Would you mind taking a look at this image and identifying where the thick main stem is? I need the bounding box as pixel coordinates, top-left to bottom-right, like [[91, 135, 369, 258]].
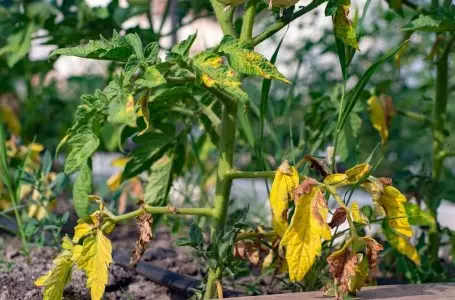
[[205, 102, 238, 299], [428, 35, 450, 262], [240, 0, 258, 43]]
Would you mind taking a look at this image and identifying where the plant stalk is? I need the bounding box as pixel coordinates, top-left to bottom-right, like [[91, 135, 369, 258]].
[[209, 0, 236, 37], [205, 101, 238, 299], [108, 206, 213, 222], [225, 170, 275, 179], [240, 0, 258, 43]]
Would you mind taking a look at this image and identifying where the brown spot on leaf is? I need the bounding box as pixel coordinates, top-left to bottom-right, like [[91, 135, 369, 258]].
[[294, 178, 318, 200], [233, 241, 268, 266], [328, 207, 347, 228], [303, 155, 332, 178], [362, 236, 383, 269], [130, 213, 153, 267], [278, 160, 293, 175], [378, 177, 392, 186], [327, 247, 358, 293]]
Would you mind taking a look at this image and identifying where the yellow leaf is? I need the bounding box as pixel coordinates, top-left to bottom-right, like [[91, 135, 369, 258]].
[[324, 164, 371, 187], [368, 95, 394, 144], [35, 238, 75, 300], [111, 157, 129, 167], [269, 160, 299, 236], [138, 96, 151, 136], [73, 222, 94, 243], [75, 229, 112, 300], [379, 186, 412, 238], [324, 173, 348, 185], [384, 224, 420, 265], [349, 255, 370, 293], [280, 186, 331, 281], [333, 5, 359, 50], [30, 143, 44, 152], [106, 172, 122, 191], [0, 104, 21, 135], [351, 202, 368, 224]]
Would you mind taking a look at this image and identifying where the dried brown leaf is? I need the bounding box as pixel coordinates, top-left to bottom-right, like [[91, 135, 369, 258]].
[[130, 213, 153, 267], [362, 236, 383, 269], [303, 155, 332, 178], [327, 247, 358, 293], [328, 207, 347, 228]]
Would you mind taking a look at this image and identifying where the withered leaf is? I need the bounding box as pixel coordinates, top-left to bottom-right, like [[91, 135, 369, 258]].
[[130, 213, 153, 267], [328, 207, 347, 228], [233, 241, 268, 266], [293, 178, 318, 200], [327, 247, 358, 293], [378, 177, 392, 186], [362, 236, 383, 269], [303, 155, 332, 178]]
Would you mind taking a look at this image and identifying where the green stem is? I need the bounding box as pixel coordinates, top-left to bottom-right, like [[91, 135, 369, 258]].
[[108, 206, 213, 222], [225, 170, 275, 179], [252, 0, 327, 46], [205, 101, 238, 299], [210, 0, 236, 37], [332, 82, 346, 172], [240, 0, 258, 43], [6, 184, 29, 255], [396, 108, 433, 125], [325, 185, 358, 238]]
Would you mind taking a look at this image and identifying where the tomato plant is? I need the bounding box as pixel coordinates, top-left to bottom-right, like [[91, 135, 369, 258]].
[[0, 0, 451, 299]]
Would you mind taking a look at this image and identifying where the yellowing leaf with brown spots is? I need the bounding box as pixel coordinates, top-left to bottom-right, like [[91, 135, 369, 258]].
[[74, 229, 113, 300], [73, 221, 94, 243], [280, 185, 331, 281], [324, 163, 371, 187], [333, 5, 359, 50], [269, 160, 299, 236], [218, 35, 291, 84]]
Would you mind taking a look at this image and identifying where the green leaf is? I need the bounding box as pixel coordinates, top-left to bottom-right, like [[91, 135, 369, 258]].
[[325, 0, 340, 16], [237, 105, 255, 150], [0, 22, 35, 67], [338, 41, 408, 130], [0, 121, 11, 187], [337, 112, 362, 161], [174, 237, 198, 247], [402, 15, 441, 32], [144, 153, 174, 206], [65, 132, 100, 175], [122, 128, 176, 180], [217, 35, 291, 84], [404, 202, 436, 230], [189, 223, 204, 247], [73, 162, 92, 219], [171, 33, 197, 58], [193, 51, 249, 104], [333, 4, 359, 50], [144, 42, 159, 64], [49, 30, 142, 62]]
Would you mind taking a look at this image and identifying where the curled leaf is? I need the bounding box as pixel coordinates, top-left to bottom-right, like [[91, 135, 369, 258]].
[[328, 207, 347, 228], [269, 160, 299, 236], [131, 213, 153, 267], [367, 95, 395, 144], [362, 236, 383, 270], [303, 154, 332, 178], [333, 4, 359, 50], [327, 241, 359, 294], [383, 222, 420, 265]]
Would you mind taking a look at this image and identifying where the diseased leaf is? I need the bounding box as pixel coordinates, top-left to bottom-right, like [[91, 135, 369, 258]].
[[328, 207, 347, 228], [73, 221, 94, 243], [280, 185, 331, 281], [35, 237, 74, 300], [217, 35, 291, 84], [303, 155, 332, 178], [378, 186, 412, 238], [324, 163, 371, 187], [73, 162, 92, 219], [269, 160, 299, 236], [367, 95, 395, 144], [193, 51, 249, 104], [362, 236, 383, 269], [131, 213, 153, 267], [333, 5, 359, 50], [383, 222, 420, 265], [327, 241, 358, 294], [351, 202, 368, 224], [49, 30, 142, 62], [74, 229, 113, 300], [108, 94, 136, 128]]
